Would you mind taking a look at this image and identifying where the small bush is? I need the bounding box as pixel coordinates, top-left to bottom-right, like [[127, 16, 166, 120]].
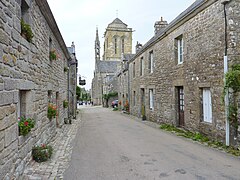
[[63, 100, 68, 108], [18, 117, 35, 136], [32, 144, 53, 162]]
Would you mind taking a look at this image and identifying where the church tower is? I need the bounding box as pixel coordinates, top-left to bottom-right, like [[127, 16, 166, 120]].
[[95, 27, 100, 61], [103, 18, 132, 61]]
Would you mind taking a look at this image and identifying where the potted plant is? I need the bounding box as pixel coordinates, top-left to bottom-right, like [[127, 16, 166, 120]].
[[18, 117, 35, 136], [63, 100, 68, 108], [48, 103, 57, 119], [21, 19, 33, 43], [49, 50, 57, 60], [32, 144, 53, 162]]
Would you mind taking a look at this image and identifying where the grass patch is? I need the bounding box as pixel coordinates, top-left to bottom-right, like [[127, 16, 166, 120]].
[[113, 107, 118, 111], [159, 124, 240, 156]]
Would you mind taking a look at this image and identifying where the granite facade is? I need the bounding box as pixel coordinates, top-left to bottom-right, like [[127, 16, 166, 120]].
[[0, 0, 76, 178], [124, 0, 240, 145]]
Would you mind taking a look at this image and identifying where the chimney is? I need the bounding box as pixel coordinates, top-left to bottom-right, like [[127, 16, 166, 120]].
[[71, 41, 75, 55], [154, 17, 168, 35], [136, 41, 142, 53]]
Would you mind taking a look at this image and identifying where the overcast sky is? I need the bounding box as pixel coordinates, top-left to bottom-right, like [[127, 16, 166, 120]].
[[47, 0, 195, 90]]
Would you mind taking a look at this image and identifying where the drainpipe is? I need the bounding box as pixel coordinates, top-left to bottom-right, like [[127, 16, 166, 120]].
[[222, 0, 230, 146]]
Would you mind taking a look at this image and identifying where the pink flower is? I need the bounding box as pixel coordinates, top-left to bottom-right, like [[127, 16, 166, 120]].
[[24, 121, 29, 126]]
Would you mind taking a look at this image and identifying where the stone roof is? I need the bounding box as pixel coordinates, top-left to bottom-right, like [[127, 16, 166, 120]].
[[96, 60, 121, 73], [122, 54, 135, 61], [130, 0, 205, 62], [107, 18, 128, 29]]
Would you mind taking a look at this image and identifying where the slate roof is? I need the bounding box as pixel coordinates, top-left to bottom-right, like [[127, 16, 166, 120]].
[[130, 0, 205, 62], [122, 54, 135, 61], [107, 18, 127, 28], [96, 60, 121, 73]]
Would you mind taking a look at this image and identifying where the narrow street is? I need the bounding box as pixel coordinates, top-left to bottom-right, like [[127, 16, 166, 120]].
[[64, 107, 240, 180]]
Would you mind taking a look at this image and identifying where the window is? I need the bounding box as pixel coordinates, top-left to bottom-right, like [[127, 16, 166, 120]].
[[133, 91, 136, 106], [202, 88, 212, 123], [177, 35, 183, 64], [121, 38, 124, 53], [149, 89, 154, 110], [133, 62, 135, 78], [48, 90, 53, 103], [18, 90, 32, 119], [140, 57, 144, 76], [114, 38, 117, 54], [149, 51, 154, 73], [21, 0, 29, 23]]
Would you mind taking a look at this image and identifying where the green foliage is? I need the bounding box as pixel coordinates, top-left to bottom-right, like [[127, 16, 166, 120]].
[[21, 19, 33, 43], [48, 104, 57, 119], [103, 91, 118, 100], [113, 107, 118, 111], [18, 117, 35, 136], [76, 86, 81, 100], [63, 100, 68, 108], [223, 64, 240, 130], [32, 144, 53, 162], [49, 50, 57, 60], [160, 124, 239, 156]]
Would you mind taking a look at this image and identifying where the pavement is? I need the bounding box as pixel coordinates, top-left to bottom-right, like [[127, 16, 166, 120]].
[[22, 113, 81, 180]]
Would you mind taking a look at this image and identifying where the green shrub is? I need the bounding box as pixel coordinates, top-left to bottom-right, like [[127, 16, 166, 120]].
[[63, 100, 68, 108], [18, 117, 35, 136], [21, 19, 33, 43], [48, 104, 57, 119], [32, 144, 53, 162]]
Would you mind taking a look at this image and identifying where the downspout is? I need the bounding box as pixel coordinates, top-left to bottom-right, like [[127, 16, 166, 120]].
[[222, 0, 230, 146], [127, 63, 130, 113]]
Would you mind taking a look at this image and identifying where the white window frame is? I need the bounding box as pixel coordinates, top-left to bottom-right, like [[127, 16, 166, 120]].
[[149, 89, 154, 110], [203, 88, 212, 123], [149, 51, 154, 73], [177, 37, 183, 64]]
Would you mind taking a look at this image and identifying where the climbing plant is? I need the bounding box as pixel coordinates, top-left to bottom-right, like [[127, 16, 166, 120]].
[[224, 64, 240, 130]]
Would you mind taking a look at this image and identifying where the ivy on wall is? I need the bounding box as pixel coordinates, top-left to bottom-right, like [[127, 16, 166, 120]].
[[224, 64, 240, 130]]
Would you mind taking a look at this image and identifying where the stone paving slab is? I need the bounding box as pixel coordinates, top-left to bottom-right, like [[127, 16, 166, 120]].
[[22, 115, 81, 180]]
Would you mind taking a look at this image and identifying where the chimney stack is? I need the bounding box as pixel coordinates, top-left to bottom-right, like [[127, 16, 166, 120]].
[[136, 41, 142, 53], [154, 17, 168, 35]]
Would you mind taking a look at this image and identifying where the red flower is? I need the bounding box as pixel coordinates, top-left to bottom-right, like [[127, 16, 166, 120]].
[[24, 121, 29, 126]]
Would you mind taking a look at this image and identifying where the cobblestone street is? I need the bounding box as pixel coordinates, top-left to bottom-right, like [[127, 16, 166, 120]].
[[22, 114, 81, 180]]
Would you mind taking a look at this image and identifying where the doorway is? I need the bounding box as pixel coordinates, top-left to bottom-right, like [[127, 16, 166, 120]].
[[177, 87, 184, 127]]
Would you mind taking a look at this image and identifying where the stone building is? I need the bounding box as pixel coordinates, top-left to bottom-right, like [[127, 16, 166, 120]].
[[67, 42, 78, 120], [91, 18, 133, 106], [125, 0, 240, 145], [0, 0, 77, 178], [117, 54, 134, 110]]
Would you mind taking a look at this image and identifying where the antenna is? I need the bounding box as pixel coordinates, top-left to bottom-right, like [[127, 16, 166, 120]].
[[116, 10, 118, 18]]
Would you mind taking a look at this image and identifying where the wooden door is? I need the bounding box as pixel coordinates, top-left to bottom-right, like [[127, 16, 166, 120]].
[[178, 87, 184, 127]]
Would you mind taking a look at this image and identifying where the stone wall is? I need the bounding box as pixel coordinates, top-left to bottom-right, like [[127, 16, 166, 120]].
[[129, 0, 239, 144], [0, 0, 70, 178]]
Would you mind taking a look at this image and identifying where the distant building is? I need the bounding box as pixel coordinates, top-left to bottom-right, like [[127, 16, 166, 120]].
[[91, 18, 133, 106]]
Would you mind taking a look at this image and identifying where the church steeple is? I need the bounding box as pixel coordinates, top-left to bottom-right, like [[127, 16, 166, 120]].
[[95, 27, 100, 61]]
